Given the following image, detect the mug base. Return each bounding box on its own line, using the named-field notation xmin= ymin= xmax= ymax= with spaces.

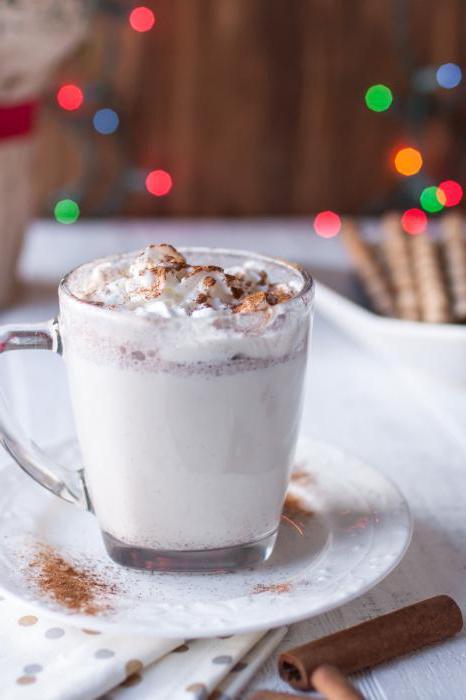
xmin=101 ymin=529 xmax=278 ymax=572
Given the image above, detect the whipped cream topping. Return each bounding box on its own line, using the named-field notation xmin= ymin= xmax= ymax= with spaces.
xmin=75 ymin=244 xmax=297 ymax=317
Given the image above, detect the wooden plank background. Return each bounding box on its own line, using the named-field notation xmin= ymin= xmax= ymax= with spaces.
xmin=35 ymin=0 xmax=466 ymax=217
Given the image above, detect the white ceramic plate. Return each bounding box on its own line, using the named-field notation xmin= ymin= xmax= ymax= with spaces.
xmin=316 ymin=280 xmax=466 ymax=386
xmin=0 ymin=438 xmax=411 ymax=638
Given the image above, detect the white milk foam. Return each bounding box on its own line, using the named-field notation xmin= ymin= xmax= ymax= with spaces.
xmin=61 ymin=246 xmax=311 ymax=550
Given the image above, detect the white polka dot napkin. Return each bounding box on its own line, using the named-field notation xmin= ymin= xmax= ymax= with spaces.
xmin=0 ymin=597 xmax=286 ymax=699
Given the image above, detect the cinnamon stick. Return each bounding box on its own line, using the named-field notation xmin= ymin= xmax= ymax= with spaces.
xmin=279 ymin=595 xmax=462 ymax=690
xmin=311 ymin=665 xmax=364 ymax=700
xmin=249 ymin=676 xmax=363 ymax=700
xmin=249 ymin=693 xmax=298 ymax=700
xmin=249 ymin=668 xmax=363 ymax=699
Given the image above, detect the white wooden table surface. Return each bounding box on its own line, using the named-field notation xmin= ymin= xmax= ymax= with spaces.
xmin=2 ymin=219 xmax=466 ymax=700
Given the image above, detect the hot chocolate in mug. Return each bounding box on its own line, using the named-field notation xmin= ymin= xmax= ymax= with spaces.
xmin=0 ymin=247 xmax=314 ymax=571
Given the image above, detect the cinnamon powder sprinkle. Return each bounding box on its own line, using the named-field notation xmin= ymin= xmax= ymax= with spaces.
xmin=281 ymin=512 xmax=304 ymax=536
xmin=281 ymin=489 xmax=314 ymax=536
xmin=283 ymin=492 xmax=313 ymax=518
xmin=253 ymin=582 xmax=292 ymax=595
xmin=27 ymin=546 xmax=116 ymax=615
xmin=290 ymin=470 xmax=315 ymax=487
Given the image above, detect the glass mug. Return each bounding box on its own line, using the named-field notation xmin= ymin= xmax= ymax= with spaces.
xmin=0 ymin=248 xmax=314 ymax=571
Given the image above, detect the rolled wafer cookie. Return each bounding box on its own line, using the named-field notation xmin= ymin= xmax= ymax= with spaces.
xmin=341 ymin=219 xmax=395 ymax=316
xmin=411 ymin=232 xmax=451 ymax=323
xmin=442 ymin=213 xmax=466 ymax=322
xmin=382 ymin=213 xmax=420 ymax=320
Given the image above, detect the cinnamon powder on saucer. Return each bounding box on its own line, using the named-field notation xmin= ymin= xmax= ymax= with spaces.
xmin=253 ymin=582 xmax=292 ymax=594
xmin=27 ymin=545 xmax=116 ymax=615
xmin=283 ymin=492 xmax=313 ymax=518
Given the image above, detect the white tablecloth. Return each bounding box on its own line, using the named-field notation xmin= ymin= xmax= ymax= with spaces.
xmin=1 ymin=219 xmax=466 ymax=699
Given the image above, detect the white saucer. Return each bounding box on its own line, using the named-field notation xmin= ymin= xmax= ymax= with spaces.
xmin=0 ymin=437 xmax=411 ymax=638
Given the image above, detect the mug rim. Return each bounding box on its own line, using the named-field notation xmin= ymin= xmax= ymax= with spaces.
xmin=59 ymin=246 xmax=314 ymax=321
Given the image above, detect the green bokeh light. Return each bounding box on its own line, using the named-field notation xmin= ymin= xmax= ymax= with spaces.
xmin=54 ymin=199 xmax=80 ymax=224
xmin=420 ymin=186 xmax=445 ymax=213
xmin=365 ymin=84 xmax=393 ymax=112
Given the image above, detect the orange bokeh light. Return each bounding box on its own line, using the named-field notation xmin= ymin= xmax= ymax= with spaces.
xmin=436 ymin=187 xmax=447 ymax=206
xmin=394 ymin=147 xmax=423 ymax=176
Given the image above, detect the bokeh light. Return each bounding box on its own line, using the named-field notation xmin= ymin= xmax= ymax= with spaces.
xmin=129 ymin=6 xmax=155 ymax=32
xmin=93 ymin=108 xmax=119 ymax=135
xmin=401 ymin=208 xmax=427 ymax=235
xmin=394 ymin=147 xmax=423 ymax=176
xmin=436 ymin=63 xmax=462 ymax=89
xmin=413 ymin=66 xmax=437 ymax=93
xmin=438 ymin=180 xmax=463 ymax=207
xmin=57 ymin=84 xmax=83 ymax=111
xmin=313 ymin=211 xmax=341 ymax=238
xmin=54 ymin=199 xmax=80 ymax=224
xmin=420 ymin=186 xmax=445 ymax=213
xmin=145 ymin=170 xmax=173 ymax=196
xmin=364 ymin=84 xmax=393 ymax=112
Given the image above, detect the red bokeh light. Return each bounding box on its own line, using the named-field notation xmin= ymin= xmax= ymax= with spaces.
xmin=401 ymin=208 xmax=427 ymax=235
xmin=145 ymin=170 xmax=173 ymax=196
xmin=438 ymin=180 xmax=463 ymax=207
xmin=129 ymin=6 xmax=156 ymax=32
xmin=56 ymin=84 xmax=83 ymax=111
xmin=313 ymin=211 xmax=341 ymax=238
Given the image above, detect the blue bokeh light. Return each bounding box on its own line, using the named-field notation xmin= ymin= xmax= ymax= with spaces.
xmin=436 ymin=63 xmax=462 ymax=89
xmin=93 ymin=108 xmax=119 ymax=135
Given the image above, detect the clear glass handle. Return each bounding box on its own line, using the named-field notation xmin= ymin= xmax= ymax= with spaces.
xmin=0 ymin=319 xmax=90 ymax=509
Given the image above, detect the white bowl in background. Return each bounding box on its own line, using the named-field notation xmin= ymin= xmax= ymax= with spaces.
xmin=316 ymin=281 xmax=466 ymax=387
